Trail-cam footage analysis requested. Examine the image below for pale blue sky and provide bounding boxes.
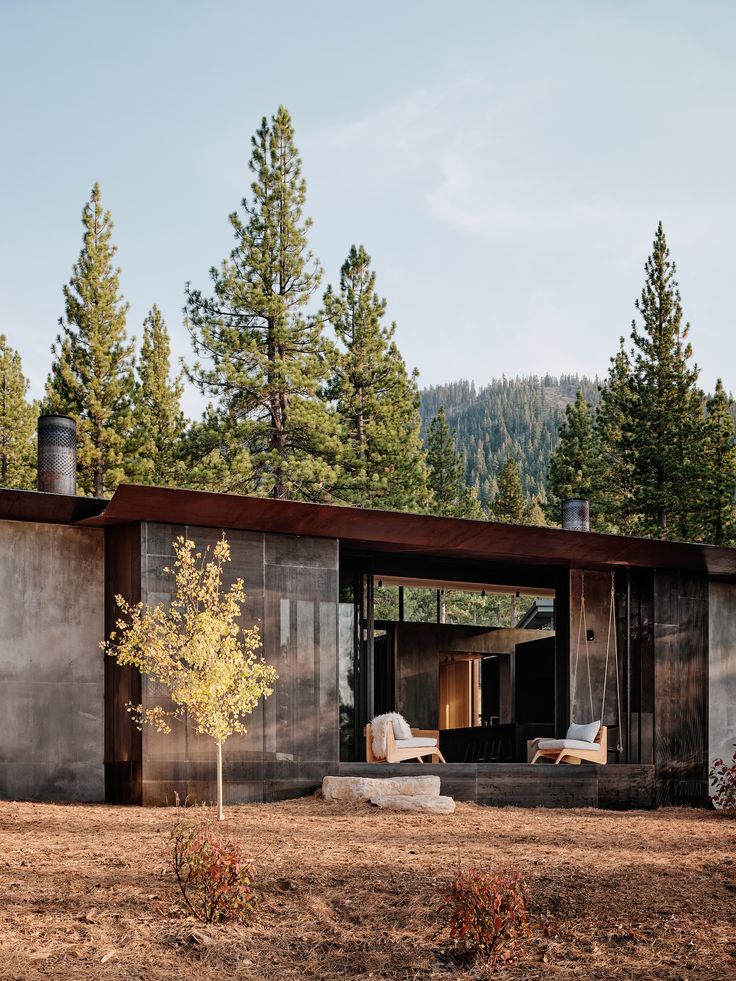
[1,0,735,415]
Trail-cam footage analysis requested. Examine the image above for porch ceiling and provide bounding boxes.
[72,482,736,579]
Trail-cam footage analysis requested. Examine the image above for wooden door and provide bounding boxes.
[439,660,473,729]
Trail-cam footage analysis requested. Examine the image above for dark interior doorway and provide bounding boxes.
[373,628,394,717]
[515,636,556,725]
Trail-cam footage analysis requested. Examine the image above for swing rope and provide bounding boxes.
[602,571,624,753]
[570,570,594,723]
[571,570,624,754]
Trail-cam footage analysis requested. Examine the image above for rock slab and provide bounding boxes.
[321,775,441,801]
[370,794,456,814]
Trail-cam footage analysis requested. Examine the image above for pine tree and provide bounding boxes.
[544,391,601,526]
[526,495,547,527]
[324,244,429,510]
[185,106,337,500]
[46,183,135,497]
[132,306,185,485]
[490,459,528,523]
[595,340,637,533]
[0,334,36,489]
[699,380,736,545]
[425,404,484,517]
[426,407,464,514]
[626,222,703,539]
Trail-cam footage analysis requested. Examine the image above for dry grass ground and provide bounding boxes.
[0,798,734,980]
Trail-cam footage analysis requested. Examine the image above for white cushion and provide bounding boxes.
[395,737,437,748]
[537,738,600,752]
[370,713,413,758]
[566,720,600,743]
[391,714,412,739]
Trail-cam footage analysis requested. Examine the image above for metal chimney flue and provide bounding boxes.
[562,498,590,532]
[37,415,77,496]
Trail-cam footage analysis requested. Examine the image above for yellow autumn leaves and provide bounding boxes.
[102,535,277,746]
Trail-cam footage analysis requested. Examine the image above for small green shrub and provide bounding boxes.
[170,814,257,923]
[438,865,533,967]
[710,747,736,811]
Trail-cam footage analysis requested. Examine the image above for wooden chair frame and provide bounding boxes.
[365,724,447,764]
[527,725,607,766]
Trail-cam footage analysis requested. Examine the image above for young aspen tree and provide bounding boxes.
[103,536,276,820]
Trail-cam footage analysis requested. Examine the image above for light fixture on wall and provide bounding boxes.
[378,579,383,588]
[481,589,486,597]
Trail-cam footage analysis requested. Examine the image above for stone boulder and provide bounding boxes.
[321,775,441,802]
[370,794,456,814]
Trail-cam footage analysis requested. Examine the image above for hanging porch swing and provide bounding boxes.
[529,570,623,765]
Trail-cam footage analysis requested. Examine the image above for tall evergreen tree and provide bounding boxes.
[185,106,337,500]
[426,405,483,517]
[490,459,528,524]
[699,380,736,545]
[46,183,135,497]
[544,391,601,526]
[595,340,637,533]
[626,222,703,539]
[324,244,429,510]
[427,406,464,512]
[0,334,36,489]
[132,306,185,485]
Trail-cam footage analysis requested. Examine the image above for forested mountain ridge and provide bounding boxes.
[420,375,600,503]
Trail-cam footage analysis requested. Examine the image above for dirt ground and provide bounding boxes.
[0,798,734,981]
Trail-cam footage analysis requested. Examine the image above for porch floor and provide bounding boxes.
[336,762,656,809]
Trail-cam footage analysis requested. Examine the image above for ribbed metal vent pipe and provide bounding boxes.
[37,415,77,496]
[561,498,590,532]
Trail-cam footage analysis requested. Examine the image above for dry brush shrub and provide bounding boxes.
[438,865,554,969]
[710,747,736,811]
[170,810,257,924]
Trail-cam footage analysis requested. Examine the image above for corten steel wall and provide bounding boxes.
[105,522,340,805]
[708,582,736,790]
[0,520,104,801]
[653,571,709,806]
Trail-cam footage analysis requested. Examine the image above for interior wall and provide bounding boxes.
[708,582,736,795]
[394,622,551,729]
[0,520,104,801]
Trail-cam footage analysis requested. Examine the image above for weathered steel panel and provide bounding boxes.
[653,571,708,806]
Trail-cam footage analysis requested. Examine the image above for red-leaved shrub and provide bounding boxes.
[170,815,257,923]
[438,865,534,966]
[710,748,736,811]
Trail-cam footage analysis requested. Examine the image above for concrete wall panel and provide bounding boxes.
[0,520,104,801]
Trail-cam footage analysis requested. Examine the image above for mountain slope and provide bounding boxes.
[420,375,600,503]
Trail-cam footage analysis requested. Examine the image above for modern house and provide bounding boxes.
[1,427,734,810]
[0,472,736,807]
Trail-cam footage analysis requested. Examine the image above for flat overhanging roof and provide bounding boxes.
[0,487,107,525]
[63,482,736,579]
[4,482,735,578]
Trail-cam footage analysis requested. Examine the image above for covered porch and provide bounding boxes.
[337,541,700,808]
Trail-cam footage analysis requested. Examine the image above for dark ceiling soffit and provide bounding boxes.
[0,487,108,525]
[73,482,736,578]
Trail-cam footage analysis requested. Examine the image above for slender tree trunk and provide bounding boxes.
[216,740,224,821]
[1,370,6,481]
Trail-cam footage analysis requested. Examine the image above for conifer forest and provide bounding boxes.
[3,106,735,546]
